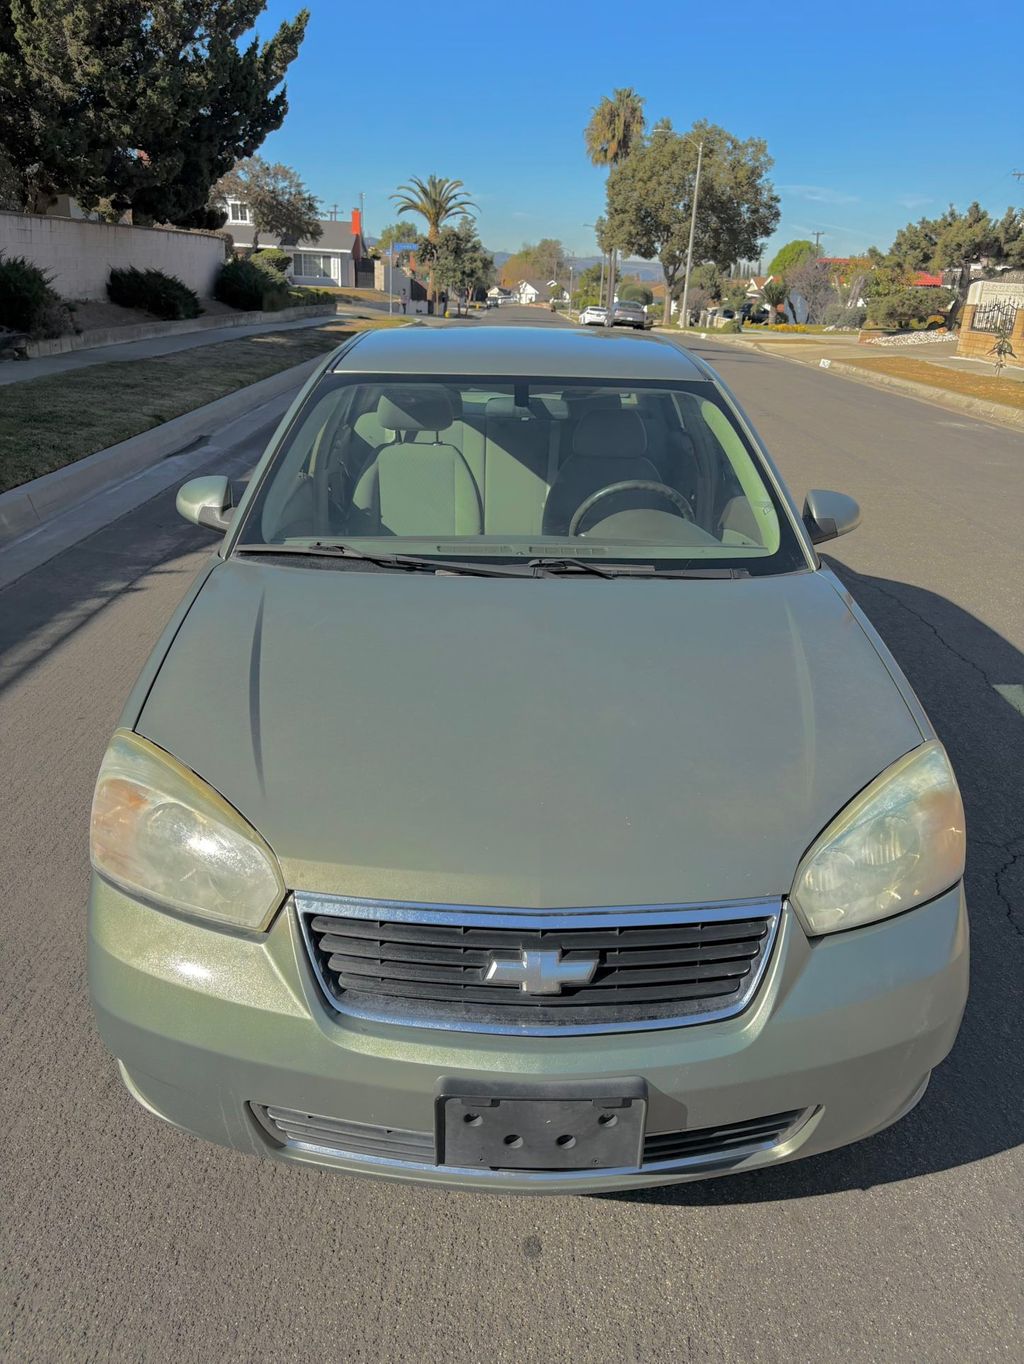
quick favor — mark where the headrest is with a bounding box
[571,408,648,459]
[378,388,454,432]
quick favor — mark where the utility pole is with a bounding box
[812,230,825,251]
[603,245,617,326]
[678,138,704,330]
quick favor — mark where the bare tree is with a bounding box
[783,258,838,323]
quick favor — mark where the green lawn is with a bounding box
[0,320,404,494]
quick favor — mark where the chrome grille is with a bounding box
[252,1101,808,1175]
[297,895,781,1034]
[253,1105,435,1163]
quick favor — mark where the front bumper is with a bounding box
[89,881,968,1194]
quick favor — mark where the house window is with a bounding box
[227,201,250,223]
[294,253,334,278]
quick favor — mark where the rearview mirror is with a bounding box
[802,489,861,545]
[176,475,233,532]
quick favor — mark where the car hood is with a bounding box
[136,559,922,908]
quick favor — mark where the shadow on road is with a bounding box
[608,561,1024,1205]
[0,499,222,699]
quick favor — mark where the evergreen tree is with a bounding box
[0,2,308,223]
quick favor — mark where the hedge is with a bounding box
[0,252,72,338]
[107,266,202,320]
[215,255,291,311]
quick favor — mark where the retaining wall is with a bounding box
[0,210,225,300]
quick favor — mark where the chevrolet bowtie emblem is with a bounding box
[484,948,598,995]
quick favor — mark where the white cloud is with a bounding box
[896,193,933,211]
[780,184,861,206]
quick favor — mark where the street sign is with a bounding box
[393,243,417,254]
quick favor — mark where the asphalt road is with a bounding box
[2,308,1022,1363]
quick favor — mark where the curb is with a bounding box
[22,302,337,358]
[0,355,321,547]
[745,342,1024,433]
[823,361,1024,431]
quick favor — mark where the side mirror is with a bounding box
[802,489,861,545]
[176,475,233,532]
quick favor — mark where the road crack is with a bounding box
[972,836,1024,937]
[840,567,999,691]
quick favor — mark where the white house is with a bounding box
[224,201,367,288]
[512,277,564,305]
[513,279,542,304]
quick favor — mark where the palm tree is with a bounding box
[584,89,646,315]
[391,175,477,309]
[762,279,788,326]
[584,87,646,168]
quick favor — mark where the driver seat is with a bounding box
[542,409,661,535]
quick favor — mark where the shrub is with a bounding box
[214,256,290,311]
[287,287,334,307]
[107,266,202,320]
[822,302,866,329]
[254,247,293,274]
[0,252,72,337]
[620,282,654,305]
[867,287,953,330]
[721,317,743,333]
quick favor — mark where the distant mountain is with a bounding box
[369,237,663,283]
[490,250,662,281]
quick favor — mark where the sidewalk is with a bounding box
[0,304,383,386]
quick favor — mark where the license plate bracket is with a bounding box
[436,1077,647,1171]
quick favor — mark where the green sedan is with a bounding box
[88,326,968,1193]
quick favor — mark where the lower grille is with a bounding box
[253,1105,435,1164]
[252,1103,808,1173]
[296,894,781,1035]
[642,1110,804,1164]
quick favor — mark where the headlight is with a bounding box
[90,730,284,931]
[790,741,965,936]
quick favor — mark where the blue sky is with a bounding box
[254,0,1021,266]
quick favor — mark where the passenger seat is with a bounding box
[352,390,482,536]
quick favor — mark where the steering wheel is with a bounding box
[568,480,695,537]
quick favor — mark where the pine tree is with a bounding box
[0,2,308,223]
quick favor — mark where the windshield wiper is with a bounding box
[527,556,624,578]
[234,545,751,580]
[530,558,749,579]
[652,566,750,578]
[232,543,535,577]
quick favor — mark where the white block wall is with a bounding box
[0,211,225,300]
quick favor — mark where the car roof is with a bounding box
[332,324,708,382]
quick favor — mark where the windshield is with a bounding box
[234,374,806,573]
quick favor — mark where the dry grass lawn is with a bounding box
[0,319,405,494]
[839,356,1024,411]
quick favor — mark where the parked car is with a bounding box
[578,304,607,325]
[89,325,968,1195]
[611,299,651,330]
